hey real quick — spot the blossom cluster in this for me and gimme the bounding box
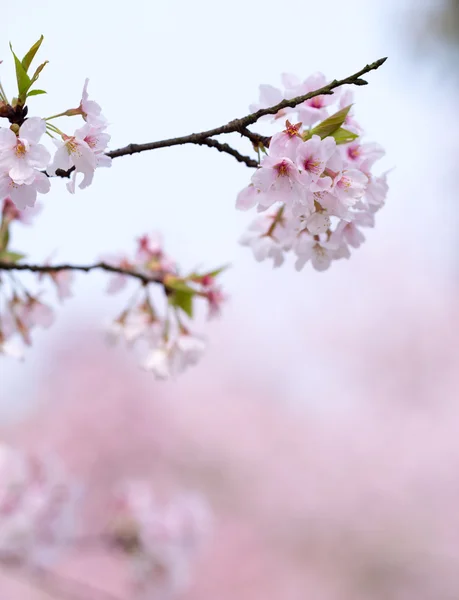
[238,73,389,271]
[0,204,226,375]
[106,232,226,379]
[110,481,210,599]
[0,441,211,600]
[0,37,110,210]
[0,198,73,359]
[0,443,75,566]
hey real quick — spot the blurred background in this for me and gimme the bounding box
[1,0,459,598]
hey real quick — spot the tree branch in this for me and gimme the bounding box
[106,57,387,161]
[0,261,165,286]
[50,57,386,177]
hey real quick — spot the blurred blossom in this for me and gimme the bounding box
[110,481,211,599]
[0,443,76,568]
[0,265,459,598]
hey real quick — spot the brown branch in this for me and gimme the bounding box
[238,127,271,149]
[49,57,386,176]
[190,138,258,168]
[49,138,257,178]
[106,57,387,160]
[0,261,165,286]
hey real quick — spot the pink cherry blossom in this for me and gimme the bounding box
[0,444,75,567]
[305,211,331,235]
[142,334,206,380]
[0,118,50,185]
[1,197,42,225]
[79,78,107,127]
[49,270,74,301]
[269,121,304,160]
[331,169,368,207]
[0,171,50,210]
[296,135,336,185]
[74,122,111,168]
[110,482,210,599]
[295,73,336,126]
[294,232,349,272]
[50,133,97,194]
[236,184,266,211]
[19,296,55,330]
[251,156,303,209]
[239,212,289,267]
[365,171,390,211]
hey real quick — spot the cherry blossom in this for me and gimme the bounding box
[269,121,304,160]
[0,118,50,184]
[0,444,75,566]
[296,135,337,185]
[110,481,211,598]
[237,72,389,271]
[1,197,42,225]
[142,333,206,380]
[79,78,107,127]
[251,156,303,209]
[45,270,74,301]
[0,170,50,210]
[50,132,97,193]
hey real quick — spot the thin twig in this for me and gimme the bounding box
[196,138,258,168]
[0,261,165,286]
[49,137,257,178]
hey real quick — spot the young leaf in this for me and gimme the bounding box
[0,250,26,263]
[202,264,230,278]
[0,224,9,252]
[190,264,230,280]
[27,89,47,97]
[309,105,353,140]
[21,35,44,73]
[164,276,196,294]
[169,290,194,318]
[10,43,31,100]
[332,127,359,145]
[29,61,49,88]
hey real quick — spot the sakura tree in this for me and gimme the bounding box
[0,36,389,599]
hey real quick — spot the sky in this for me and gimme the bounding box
[0,0,457,418]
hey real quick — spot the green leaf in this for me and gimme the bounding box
[21,35,44,73]
[0,250,26,263]
[204,264,230,278]
[169,290,194,318]
[191,264,230,280]
[10,43,31,100]
[29,61,48,88]
[165,277,196,294]
[332,127,359,145]
[306,105,353,140]
[0,224,9,252]
[27,89,47,97]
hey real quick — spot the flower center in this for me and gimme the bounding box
[338,175,351,190]
[308,96,324,109]
[85,135,97,149]
[284,120,302,138]
[303,157,321,174]
[66,138,82,157]
[275,160,291,177]
[347,145,360,161]
[15,140,27,157]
